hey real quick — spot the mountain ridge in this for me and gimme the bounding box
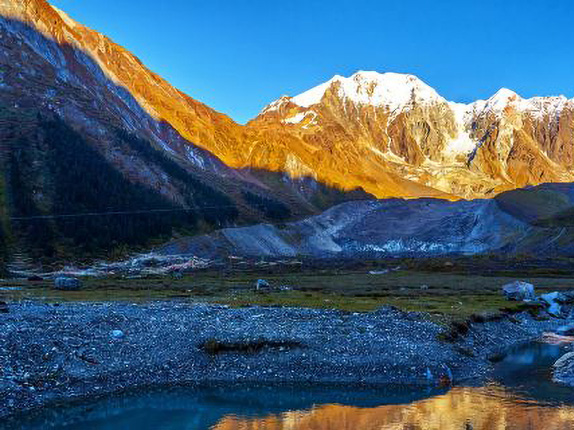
[0,1,373,267]
[9,0,574,202]
[253,70,574,199]
[158,182,574,260]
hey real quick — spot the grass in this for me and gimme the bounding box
[2,266,574,319]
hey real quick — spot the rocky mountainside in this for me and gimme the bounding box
[0,0,366,266]
[158,183,574,260]
[252,72,574,199]
[0,0,367,200]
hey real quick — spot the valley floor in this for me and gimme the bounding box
[0,299,569,420]
[6,260,574,316]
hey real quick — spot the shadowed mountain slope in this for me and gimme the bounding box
[0,8,369,266]
[158,183,574,259]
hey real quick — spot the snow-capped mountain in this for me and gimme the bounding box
[253,71,574,198]
[286,72,444,114]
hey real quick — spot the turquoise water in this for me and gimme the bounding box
[4,342,574,430]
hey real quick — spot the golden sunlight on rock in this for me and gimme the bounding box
[3,0,574,201]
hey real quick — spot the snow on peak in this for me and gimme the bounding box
[290,71,445,112]
[260,96,291,115]
[467,88,570,120]
[290,75,344,108]
[262,73,573,123]
[523,95,569,119]
[492,87,520,100]
[483,88,521,113]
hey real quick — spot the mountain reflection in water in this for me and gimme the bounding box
[215,386,574,430]
[9,383,574,430]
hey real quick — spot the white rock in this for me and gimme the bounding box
[502,281,535,301]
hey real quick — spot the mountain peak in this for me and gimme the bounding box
[492,87,520,98]
[473,88,571,119]
[285,71,444,113]
[488,88,521,106]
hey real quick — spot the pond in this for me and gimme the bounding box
[5,342,574,430]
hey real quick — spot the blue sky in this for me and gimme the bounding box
[51,0,574,124]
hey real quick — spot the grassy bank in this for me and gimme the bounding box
[2,267,574,318]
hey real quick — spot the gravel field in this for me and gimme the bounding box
[0,301,568,419]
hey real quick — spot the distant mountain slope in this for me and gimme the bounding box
[158,183,574,259]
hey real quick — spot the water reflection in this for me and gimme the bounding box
[493,341,573,404]
[7,384,574,430]
[215,386,574,430]
[5,342,574,430]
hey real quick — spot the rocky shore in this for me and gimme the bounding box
[0,301,568,419]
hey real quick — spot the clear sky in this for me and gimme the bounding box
[51,0,573,124]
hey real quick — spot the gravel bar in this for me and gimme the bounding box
[0,301,566,419]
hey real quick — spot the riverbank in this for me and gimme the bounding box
[0,301,568,419]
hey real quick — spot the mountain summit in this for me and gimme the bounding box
[287,71,444,113]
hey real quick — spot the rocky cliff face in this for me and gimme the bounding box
[0,0,245,162]
[253,73,574,199]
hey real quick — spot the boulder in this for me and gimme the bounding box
[540,292,567,317]
[541,291,568,304]
[555,352,574,370]
[553,352,574,386]
[547,303,562,317]
[502,281,535,301]
[54,276,82,291]
[110,329,124,339]
[255,279,270,291]
[369,270,389,275]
